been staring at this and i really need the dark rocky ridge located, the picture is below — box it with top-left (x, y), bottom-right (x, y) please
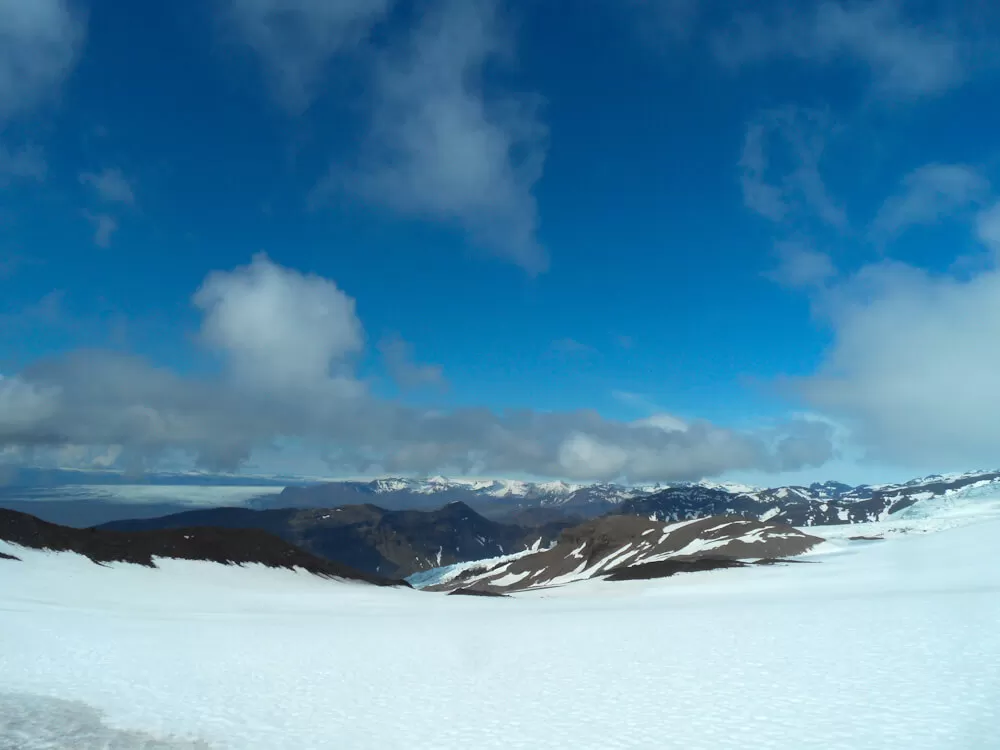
top-left (448, 587), bottom-right (509, 597)
top-left (603, 557), bottom-right (750, 580)
top-left (427, 514), bottom-right (824, 593)
top-left (0, 508), bottom-right (407, 586)
top-left (603, 557), bottom-right (812, 582)
top-left (100, 501), bottom-right (568, 579)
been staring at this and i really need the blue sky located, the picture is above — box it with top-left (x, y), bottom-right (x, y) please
top-left (4, 0), bottom-right (1000, 485)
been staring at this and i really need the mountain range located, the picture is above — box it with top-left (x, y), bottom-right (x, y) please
top-left (249, 469), bottom-right (1000, 523)
top-left (1, 467), bottom-right (997, 583)
top-left (100, 502), bottom-right (567, 579)
top-left (82, 468), bottom-right (1000, 580)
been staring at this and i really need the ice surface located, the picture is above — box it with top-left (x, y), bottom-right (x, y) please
top-left (2, 519), bottom-right (999, 750)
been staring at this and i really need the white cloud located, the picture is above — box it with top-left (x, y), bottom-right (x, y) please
top-left (0, 375), bottom-right (58, 438)
top-left (217, 0), bottom-right (391, 112)
top-left (83, 212), bottom-right (118, 248)
top-left (378, 334), bottom-right (445, 390)
top-left (0, 0), bottom-right (85, 122)
top-left (800, 248), bottom-right (1000, 469)
top-left (0, 256), bottom-right (833, 480)
top-left (871, 163), bottom-right (991, 241)
top-left (740, 107), bottom-right (847, 230)
top-left (194, 253), bottom-right (365, 392)
top-left (714, 0), bottom-right (965, 98)
top-left (557, 433), bottom-right (630, 479)
top-left (79, 168), bottom-right (135, 205)
top-left (346, 0), bottom-right (547, 272)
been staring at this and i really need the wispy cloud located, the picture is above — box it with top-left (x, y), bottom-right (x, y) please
top-left (714, 0), bottom-right (967, 99)
top-left (740, 107), bottom-right (847, 231)
top-left (82, 212), bottom-right (118, 248)
top-left (766, 240), bottom-right (837, 290)
top-left (623, 0), bottom-right (704, 43)
top-left (0, 0), bottom-right (85, 182)
top-left (0, 0), bottom-right (85, 123)
top-left (871, 163), bottom-right (990, 242)
top-left (79, 168), bottom-right (135, 205)
top-left (0, 144), bottom-right (46, 186)
top-left (378, 334), bottom-right (446, 390)
top-left (216, 0), bottom-right (391, 113)
top-left (343, 0), bottom-right (548, 272)
top-left (549, 338), bottom-right (597, 357)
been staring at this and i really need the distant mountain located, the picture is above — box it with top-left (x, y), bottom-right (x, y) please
top-left (617, 470), bottom-right (1000, 526)
top-left (246, 470), bottom-right (1000, 528)
top-left (616, 485), bottom-right (912, 527)
top-left (424, 515), bottom-right (823, 593)
top-left (100, 501), bottom-right (569, 579)
top-left (250, 476), bottom-right (664, 518)
top-left (0, 508), bottom-right (405, 587)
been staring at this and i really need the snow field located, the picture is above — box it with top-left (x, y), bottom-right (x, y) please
top-left (1, 519), bottom-right (999, 750)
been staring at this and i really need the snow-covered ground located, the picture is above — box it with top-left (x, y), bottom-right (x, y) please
top-left (2, 517), bottom-right (998, 749)
top-left (803, 483), bottom-right (1000, 540)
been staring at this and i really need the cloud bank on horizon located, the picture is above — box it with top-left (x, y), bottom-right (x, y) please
top-left (0, 254), bottom-right (834, 481)
top-left (3, 0), bottom-right (1000, 483)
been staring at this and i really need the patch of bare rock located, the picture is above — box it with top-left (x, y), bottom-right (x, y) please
top-left (426, 514), bottom-right (823, 594)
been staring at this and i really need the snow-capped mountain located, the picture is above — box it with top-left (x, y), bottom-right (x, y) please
top-left (620, 470), bottom-right (1000, 527)
top-left (250, 469), bottom-right (1000, 528)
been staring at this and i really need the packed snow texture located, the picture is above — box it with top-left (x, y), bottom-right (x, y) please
top-left (2, 519), bottom-right (998, 749)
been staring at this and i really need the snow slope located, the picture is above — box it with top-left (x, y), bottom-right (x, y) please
top-left (2, 521), bottom-right (998, 750)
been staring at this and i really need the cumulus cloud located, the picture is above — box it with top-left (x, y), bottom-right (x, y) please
top-left (345, 0), bottom-right (548, 272)
top-left (194, 253), bottom-right (365, 393)
top-left (871, 163), bottom-right (990, 242)
top-left (799, 256), bottom-right (1000, 469)
top-left (714, 0), bottom-right (966, 98)
top-left (79, 168), bottom-right (135, 205)
top-left (740, 107), bottom-right (847, 230)
top-left (216, 0), bottom-right (391, 112)
top-left (378, 334), bottom-right (445, 390)
top-left (82, 212), bottom-right (118, 248)
top-left (0, 255), bottom-right (833, 481)
top-left (0, 0), bottom-right (85, 122)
